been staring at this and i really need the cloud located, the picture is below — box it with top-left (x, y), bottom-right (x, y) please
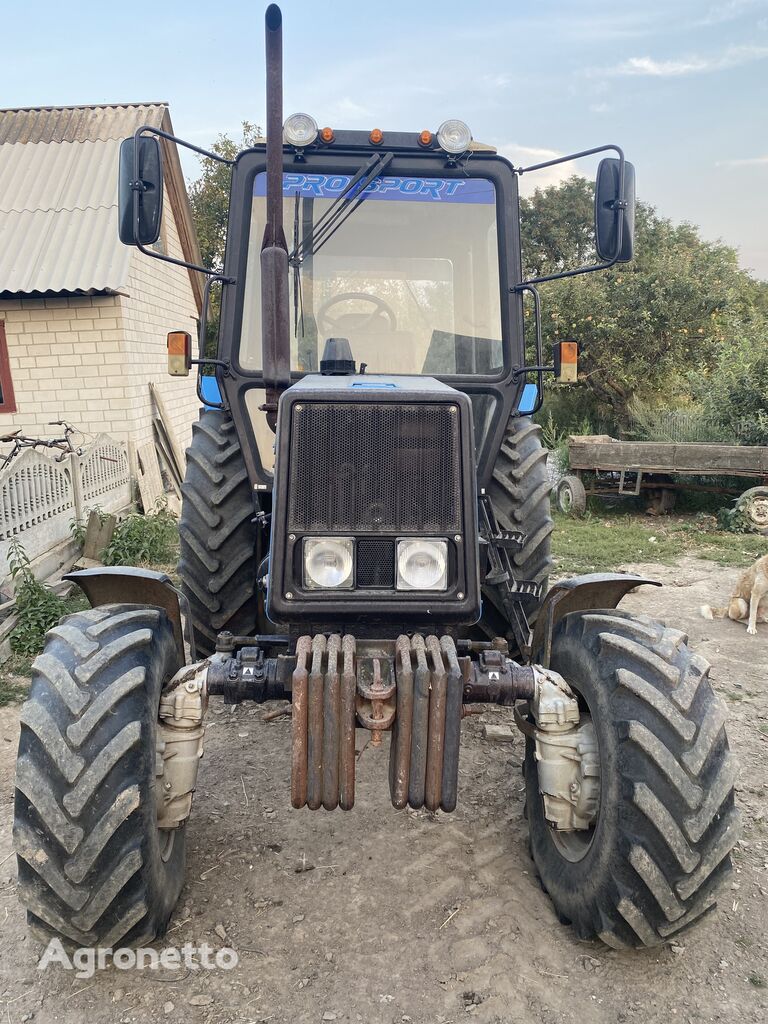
top-left (321, 96), bottom-right (372, 123)
top-left (497, 144), bottom-right (588, 195)
top-left (716, 154), bottom-right (768, 166)
top-left (697, 1), bottom-right (768, 27)
top-left (594, 43), bottom-right (768, 77)
top-left (482, 73), bottom-right (512, 89)
top-left (589, 101), bottom-right (612, 114)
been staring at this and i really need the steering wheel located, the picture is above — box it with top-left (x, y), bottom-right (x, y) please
top-left (317, 292), bottom-right (398, 335)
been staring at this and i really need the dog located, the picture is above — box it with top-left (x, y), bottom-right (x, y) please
top-left (700, 554), bottom-right (768, 635)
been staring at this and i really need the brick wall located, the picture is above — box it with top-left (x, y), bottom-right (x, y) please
top-left (117, 185), bottom-right (201, 453)
top-left (0, 293), bottom-right (127, 441)
top-left (0, 187), bottom-right (201, 459)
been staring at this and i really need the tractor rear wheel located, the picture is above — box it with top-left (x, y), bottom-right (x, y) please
top-left (525, 609), bottom-right (738, 947)
top-left (481, 416), bottom-right (553, 638)
top-left (178, 409), bottom-right (263, 655)
top-left (14, 605), bottom-right (187, 948)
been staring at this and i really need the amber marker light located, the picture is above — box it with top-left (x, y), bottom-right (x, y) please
top-left (553, 340), bottom-right (579, 383)
top-left (320, 126), bottom-right (335, 143)
top-left (167, 330), bottom-right (192, 377)
top-left (369, 128), bottom-right (383, 145)
top-left (418, 129), bottom-right (433, 146)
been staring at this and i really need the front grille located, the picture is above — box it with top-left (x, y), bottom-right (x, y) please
top-left (357, 538), bottom-right (395, 588)
top-left (287, 402), bottom-right (462, 534)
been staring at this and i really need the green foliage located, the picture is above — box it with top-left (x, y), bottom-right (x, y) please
top-left (520, 177), bottom-right (768, 431)
top-left (717, 504), bottom-right (752, 534)
top-left (520, 176), bottom-right (596, 278)
top-left (692, 325), bottom-right (768, 446)
top-left (103, 503), bottom-right (179, 566)
top-left (188, 122), bottom-right (262, 355)
top-left (7, 539), bottom-right (68, 657)
top-left (69, 517), bottom-right (87, 547)
top-left (0, 677), bottom-right (28, 705)
top-left (538, 410), bottom-right (569, 470)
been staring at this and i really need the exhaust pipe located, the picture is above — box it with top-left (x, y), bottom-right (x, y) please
top-left (261, 3), bottom-right (290, 429)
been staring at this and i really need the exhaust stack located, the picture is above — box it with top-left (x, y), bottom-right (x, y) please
top-left (261, 3), bottom-right (291, 429)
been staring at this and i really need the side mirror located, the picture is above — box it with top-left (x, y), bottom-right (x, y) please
top-left (118, 136), bottom-right (164, 246)
top-left (594, 157), bottom-right (635, 263)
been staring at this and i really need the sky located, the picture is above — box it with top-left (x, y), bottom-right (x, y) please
top-left (2, 0), bottom-right (767, 278)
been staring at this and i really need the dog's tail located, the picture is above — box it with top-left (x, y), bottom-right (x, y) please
top-left (700, 604), bottom-right (728, 620)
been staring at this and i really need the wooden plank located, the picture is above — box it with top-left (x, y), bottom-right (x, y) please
top-left (152, 419), bottom-right (183, 493)
top-left (568, 438), bottom-right (768, 477)
top-left (83, 510), bottom-right (116, 561)
top-left (136, 441), bottom-right (165, 513)
top-left (149, 383), bottom-right (186, 481)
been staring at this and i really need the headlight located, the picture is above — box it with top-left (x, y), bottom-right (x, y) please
top-left (396, 539), bottom-right (448, 591)
top-left (283, 112), bottom-right (318, 148)
top-left (303, 537), bottom-right (354, 590)
top-left (436, 119), bottom-right (472, 155)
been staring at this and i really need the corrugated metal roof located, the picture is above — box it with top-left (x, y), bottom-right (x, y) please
top-left (0, 139), bottom-right (120, 214)
top-left (0, 208), bottom-right (131, 293)
top-left (0, 102), bottom-right (166, 145)
top-left (0, 103), bottom-right (167, 295)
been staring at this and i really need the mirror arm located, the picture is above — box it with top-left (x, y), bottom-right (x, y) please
top-left (130, 124), bottom-right (236, 279)
top-left (511, 283), bottom-right (546, 415)
top-left (513, 143), bottom-right (626, 289)
top-left (194, 274), bottom-right (230, 410)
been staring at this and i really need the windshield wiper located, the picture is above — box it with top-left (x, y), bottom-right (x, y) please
top-left (289, 151), bottom-right (393, 264)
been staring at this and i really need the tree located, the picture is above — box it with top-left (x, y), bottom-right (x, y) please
top-left (187, 122), bottom-right (263, 353)
top-left (521, 177), bottom-right (765, 426)
top-left (188, 121), bottom-right (263, 272)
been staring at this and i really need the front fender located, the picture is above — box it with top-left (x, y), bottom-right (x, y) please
top-left (64, 566), bottom-right (194, 664)
top-left (530, 572), bottom-right (661, 667)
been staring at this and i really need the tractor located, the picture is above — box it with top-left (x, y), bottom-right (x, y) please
top-left (14, 4), bottom-right (737, 952)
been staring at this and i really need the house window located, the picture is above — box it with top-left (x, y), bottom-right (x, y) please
top-left (0, 322), bottom-right (17, 413)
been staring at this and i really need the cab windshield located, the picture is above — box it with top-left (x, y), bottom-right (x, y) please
top-left (239, 170), bottom-right (504, 376)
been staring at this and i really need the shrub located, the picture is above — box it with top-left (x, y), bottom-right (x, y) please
top-left (7, 539), bottom-right (68, 657)
top-left (103, 502), bottom-right (179, 566)
top-left (696, 324), bottom-right (768, 446)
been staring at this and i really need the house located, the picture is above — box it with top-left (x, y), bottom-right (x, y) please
top-left (0, 102), bottom-right (203, 469)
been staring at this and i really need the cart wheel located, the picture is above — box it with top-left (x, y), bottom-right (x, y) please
top-left (647, 479), bottom-right (677, 516)
top-left (556, 475), bottom-right (587, 517)
top-left (736, 486), bottom-right (768, 534)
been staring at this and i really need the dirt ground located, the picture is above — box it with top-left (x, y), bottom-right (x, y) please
top-left (0, 556), bottom-right (766, 1024)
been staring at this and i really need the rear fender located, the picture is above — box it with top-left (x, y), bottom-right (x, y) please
top-left (530, 572), bottom-right (661, 667)
top-left (64, 567), bottom-right (194, 664)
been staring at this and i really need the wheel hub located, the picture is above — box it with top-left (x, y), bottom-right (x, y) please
top-left (745, 495), bottom-right (768, 528)
top-left (526, 667), bottom-right (601, 850)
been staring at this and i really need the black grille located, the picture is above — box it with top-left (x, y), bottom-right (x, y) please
top-left (287, 402), bottom-right (462, 534)
top-left (356, 538), bottom-right (395, 588)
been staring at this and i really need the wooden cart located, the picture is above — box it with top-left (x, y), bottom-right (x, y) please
top-left (557, 435), bottom-right (768, 529)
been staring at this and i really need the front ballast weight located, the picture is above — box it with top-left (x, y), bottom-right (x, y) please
top-left (193, 629), bottom-right (593, 828)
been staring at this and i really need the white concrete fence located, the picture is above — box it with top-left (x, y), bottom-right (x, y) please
top-left (0, 434), bottom-right (132, 579)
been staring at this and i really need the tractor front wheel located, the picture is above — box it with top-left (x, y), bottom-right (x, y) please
top-left (525, 609), bottom-right (738, 947)
top-left (482, 416), bottom-right (553, 640)
top-left (14, 605), bottom-right (187, 947)
top-left (178, 409), bottom-right (263, 655)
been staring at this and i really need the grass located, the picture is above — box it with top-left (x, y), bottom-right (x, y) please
top-left (0, 591), bottom-right (89, 706)
top-left (0, 653), bottom-right (33, 705)
top-left (551, 509), bottom-right (767, 575)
